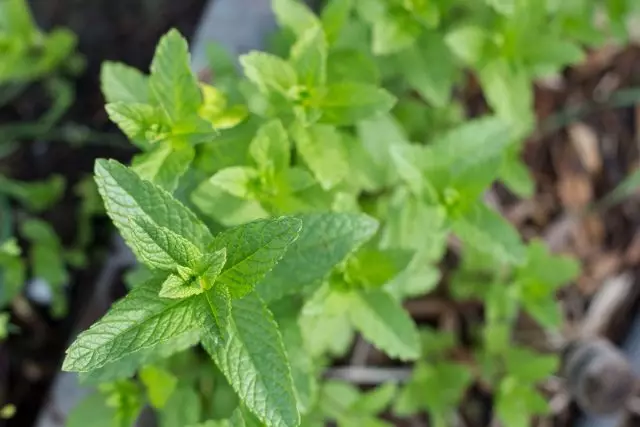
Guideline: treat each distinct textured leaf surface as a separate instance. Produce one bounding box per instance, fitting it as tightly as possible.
[347,289,420,361]
[149,29,201,122]
[78,330,199,384]
[128,217,202,271]
[94,159,212,253]
[200,282,232,346]
[257,213,379,303]
[204,293,299,427]
[101,61,149,104]
[105,102,164,143]
[63,277,203,372]
[210,217,302,298]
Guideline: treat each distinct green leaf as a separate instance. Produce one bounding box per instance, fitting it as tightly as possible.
[256,213,379,303]
[500,149,534,198]
[451,202,525,266]
[203,293,299,427]
[276,307,318,413]
[209,217,302,298]
[240,52,297,96]
[191,179,268,227]
[0,0,37,39]
[291,123,348,189]
[132,141,195,192]
[0,174,65,212]
[101,61,149,104]
[403,0,439,27]
[249,120,291,175]
[346,289,420,360]
[372,7,421,55]
[516,240,580,288]
[79,330,200,384]
[127,217,202,271]
[105,102,167,144]
[290,26,327,89]
[149,29,202,122]
[445,25,491,66]
[327,49,379,84]
[272,0,320,37]
[351,383,397,415]
[398,33,456,107]
[496,377,549,427]
[317,82,396,125]
[478,60,534,131]
[503,347,559,383]
[140,365,178,409]
[62,277,204,372]
[321,0,353,45]
[94,159,212,254]
[202,283,232,340]
[160,385,202,427]
[67,393,116,427]
[209,166,261,200]
[0,254,26,309]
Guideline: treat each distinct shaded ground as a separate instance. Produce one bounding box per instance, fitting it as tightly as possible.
[0,1,207,426]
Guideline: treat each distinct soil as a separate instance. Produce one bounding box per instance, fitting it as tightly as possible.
[0,1,207,426]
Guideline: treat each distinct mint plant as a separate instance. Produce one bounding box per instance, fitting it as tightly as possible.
[65,0,640,426]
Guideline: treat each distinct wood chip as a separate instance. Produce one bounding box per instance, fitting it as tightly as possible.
[557,172,594,211]
[568,123,602,174]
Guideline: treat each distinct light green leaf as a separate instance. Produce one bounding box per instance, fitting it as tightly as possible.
[256,213,379,303]
[272,0,320,36]
[317,82,396,125]
[249,120,290,175]
[291,122,348,189]
[500,150,534,198]
[0,254,26,309]
[128,217,202,271]
[321,0,353,45]
[62,277,204,372]
[496,377,550,427]
[240,52,297,96]
[159,273,201,299]
[209,166,261,200]
[347,289,420,360]
[290,26,327,89]
[0,0,37,39]
[191,179,268,227]
[0,174,65,212]
[101,61,149,104]
[105,102,167,143]
[479,60,534,131]
[503,347,559,383]
[94,159,212,253]
[149,29,202,122]
[403,0,439,27]
[398,33,456,107]
[79,330,200,384]
[276,307,318,413]
[67,393,116,427]
[209,217,302,298]
[140,365,178,409]
[160,386,202,427]
[516,240,580,288]
[200,281,232,346]
[203,292,299,427]
[132,141,195,192]
[327,49,379,84]
[445,25,491,66]
[451,202,525,265]
[351,383,397,415]
[372,8,421,55]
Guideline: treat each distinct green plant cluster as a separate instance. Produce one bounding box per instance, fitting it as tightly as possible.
[0,0,92,324]
[20,0,640,426]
